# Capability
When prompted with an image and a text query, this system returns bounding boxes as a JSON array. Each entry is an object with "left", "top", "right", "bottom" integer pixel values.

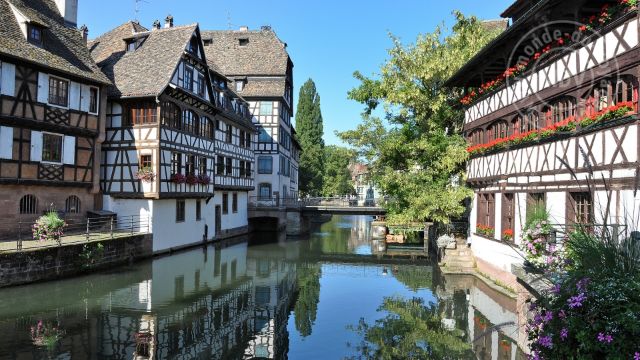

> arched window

[
  {"left": 161, "top": 101, "right": 181, "bottom": 128},
  {"left": 182, "top": 110, "right": 199, "bottom": 135},
  {"left": 488, "top": 120, "right": 508, "bottom": 140},
  {"left": 65, "top": 195, "right": 81, "bottom": 213},
  {"left": 19, "top": 194, "right": 38, "bottom": 214},
  {"left": 615, "top": 75, "right": 638, "bottom": 105},
  {"left": 544, "top": 97, "right": 576, "bottom": 126},
  {"left": 511, "top": 115, "right": 521, "bottom": 135},
  {"left": 467, "top": 129, "right": 484, "bottom": 146},
  {"left": 520, "top": 111, "right": 539, "bottom": 133},
  {"left": 200, "top": 116, "right": 214, "bottom": 139},
  {"left": 586, "top": 80, "right": 611, "bottom": 115}
]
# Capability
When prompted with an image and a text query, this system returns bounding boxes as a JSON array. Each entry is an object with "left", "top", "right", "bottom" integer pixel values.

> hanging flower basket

[
  {"left": 135, "top": 167, "right": 156, "bottom": 183},
  {"left": 32, "top": 211, "right": 66, "bottom": 244},
  {"left": 197, "top": 174, "right": 211, "bottom": 185},
  {"left": 171, "top": 173, "right": 186, "bottom": 184}
]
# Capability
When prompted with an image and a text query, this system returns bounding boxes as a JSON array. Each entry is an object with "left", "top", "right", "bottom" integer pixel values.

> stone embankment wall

[{"left": 0, "top": 234, "right": 152, "bottom": 288}]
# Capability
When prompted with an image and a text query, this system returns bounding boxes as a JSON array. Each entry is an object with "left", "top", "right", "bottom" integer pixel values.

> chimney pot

[
  {"left": 239, "top": 26, "right": 248, "bottom": 32},
  {"left": 164, "top": 15, "right": 173, "bottom": 28},
  {"left": 152, "top": 20, "right": 161, "bottom": 30}
]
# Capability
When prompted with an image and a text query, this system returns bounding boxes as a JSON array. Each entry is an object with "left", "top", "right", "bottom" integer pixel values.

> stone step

[
  {"left": 443, "top": 254, "right": 474, "bottom": 261},
  {"left": 442, "top": 260, "right": 475, "bottom": 268},
  {"left": 441, "top": 266, "right": 476, "bottom": 274},
  {"left": 446, "top": 249, "right": 473, "bottom": 257}
]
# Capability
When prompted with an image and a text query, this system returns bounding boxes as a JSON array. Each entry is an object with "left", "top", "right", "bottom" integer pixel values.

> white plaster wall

[
  {"left": 214, "top": 191, "right": 249, "bottom": 230},
  {"left": 152, "top": 199, "right": 215, "bottom": 252},
  {"left": 102, "top": 196, "right": 153, "bottom": 232},
  {"left": 468, "top": 193, "right": 478, "bottom": 241},
  {"left": 150, "top": 242, "right": 248, "bottom": 307},
  {"left": 470, "top": 287, "right": 518, "bottom": 340},
  {"left": 546, "top": 192, "right": 566, "bottom": 225},
  {"left": 471, "top": 235, "right": 524, "bottom": 273},
  {"left": 494, "top": 193, "right": 503, "bottom": 240},
  {"left": 513, "top": 193, "right": 527, "bottom": 246},
  {"left": 616, "top": 190, "right": 640, "bottom": 227}
]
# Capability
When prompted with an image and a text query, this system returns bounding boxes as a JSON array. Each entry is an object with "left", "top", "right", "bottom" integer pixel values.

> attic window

[
  {"left": 238, "top": 38, "right": 249, "bottom": 46},
  {"left": 27, "top": 24, "right": 43, "bottom": 46},
  {"left": 235, "top": 80, "right": 244, "bottom": 92},
  {"left": 203, "top": 39, "right": 213, "bottom": 46},
  {"left": 126, "top": 40, "right": 137, "bottom": 52}
]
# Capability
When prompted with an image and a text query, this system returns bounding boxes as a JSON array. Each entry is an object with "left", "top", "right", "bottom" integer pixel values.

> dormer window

[
  {"left": 126, "top": 40, "right": 136, "bottom": 52},
  {"left": 27, "top": 24, "right": 43, "bottom": 46},
  {"left": 238, "top": 38, "right": 249, "bottom": 46},
  {"left": 235, "top": 80, "right": 244, "bottom": 92}
]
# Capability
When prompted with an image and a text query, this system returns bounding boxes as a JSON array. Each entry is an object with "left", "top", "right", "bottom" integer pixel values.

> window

[
  {"left": 48, "top": 77, "right": 68, "bottom": 107},
  {"left": 65, "top": 195, "right": 81, "bottom": 214},
  {"left": 245, "top": 132, "right": 251, "bottom": 148},
  {"left": 279, "top": 126, "right": 291, "bottom": 150},
  {"left": 226, "top": 158, "right": 233, "bottom": 176},
  {"left": 186, "top": 155, "right": 196, "bottom": 175},
  {"left": 184, "top": 67, "right": 194, "bottom": 91},
  {"left": 520, "top": 111, "right": 539, "bottom": 133},
  {"left": 550, "top": 97, "right": 576, "bottom": 124},
  {"left": 199, "top": 157, "right": 207, "bottom": 175},
  {"left": 502, "top": 193, "right": 514, "bottom": 241},
  {"left": 240, "top": 130, "right": 246, "bottom": 147},
  {"left": 216, "top": 119, "right": 221, "bottom": 130},
  {"left": 19, "top": 194, "right": 38, "bottom": 214},
  {"left": 615, "top": 76, "right": 637, "bottom": 105},
  {"left": 226, "top": 125, "right": 233, "bottom": 143},
  {"left": 161, "top": 101, "right": 181, "bottom": 128},
  {"left": 258, "top": 127, "right": 271, "bottom": 142},
  {"left": 569, "top": 192, "right": 592, "bottom": 225},
  {"left": 89, "top": 87, "right": 98, "bottom": 113},
  {"left": 258, "top": 183, "right": 271, "bottom": 200},
  {"left": 200, "top": 117, "right": 213, "bottom": 139},
  {"left": 196, "top": 75, "right": 205, "bottom": 97},
  {"left": 42, "top": 133, "right": 63, "bottom": 163},
  {"left": 239, "top": 160, "right": 246, "bottom": 177},
  {"left": 176, "top": 200, "right": 185, "bottom": 222},
  {"left": 238, "top": 38, "right": 249, "bottom": 46},
  {"left": 245, "top": 162, "right": 251, "bottom": 178},
  {"left": 232, "top": 193, "right": 238, "bottom": 213},
  {"left": 477, "top": 193, "right": 495, "bottom": 230},
  {"left": 235, "top": 80, "right": 244, "bottom": 92},
  {"left": 222, "top": 193, "right": 229, "bottom": 214},
  {"left": 189, "top": 37, "right": 199, "bottom": 54},
  {"left": 182, "top": 110, "right": 198, "bottom": 135},
  {"left": 259, "top": 101, "right": 273, "bottom": 115},
  {"left": 126, "top": 40, "right": 137, "bottom": 52},
  {"left": 171, "top": 152, "right": 182, "bottom": 174},
  {"left": 28, "top": 24, "right": 43, "bottom": 46},
  {"left": 216, "top": 156, "right": 225, "bottom": 176},
  {"left": 258, "top": 156, "right": 272, "bottom": 174},
  {"left": 128, "top": 102, "right": 157, "bottom": 125},
  {"left": 196, "top": 200, "right": 201, "bottom": 221},
  {"left": 468, "top": 129, "right": 484, "bottom": 146},
  {"left": 489, "top": 120, "right": 508, "bottom": 140},
  {"left": 140, "top": 154, "right": 152, "bottom": 169}
]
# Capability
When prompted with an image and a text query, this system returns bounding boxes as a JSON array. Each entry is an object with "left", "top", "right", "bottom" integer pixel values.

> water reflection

[{"left": 0, "top": 216, "right": 525, "bottom": 359}]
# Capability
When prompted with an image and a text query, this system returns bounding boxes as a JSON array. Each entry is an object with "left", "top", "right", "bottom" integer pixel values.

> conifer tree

[{"left": 296, "top": 79, "right": 325, "bottom": 196}]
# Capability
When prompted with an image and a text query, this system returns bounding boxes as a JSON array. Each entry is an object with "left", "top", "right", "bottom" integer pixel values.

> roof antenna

[
  {"left": 226, "top": 10, "right": 233, "bottom": 30},
  {"left": 134, "top": 0, "right": 149, "bottom": 22}
]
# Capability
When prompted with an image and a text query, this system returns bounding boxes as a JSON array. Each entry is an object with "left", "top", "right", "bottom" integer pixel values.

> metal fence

[
  {"left": 0, "top": 215, "right": 151, "bottom": 253},
  {"left": 248, "top": 196, "right": 386, "bottom": 209}
]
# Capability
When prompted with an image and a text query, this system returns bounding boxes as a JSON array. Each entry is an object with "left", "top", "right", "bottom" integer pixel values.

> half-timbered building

[
  {"left": 90, "top": 18, "right": 255, "bottom": 252},
  {"left": 202, "top": 26, "right": 301, "bottom": 203},
  {"left": 0, "top": 0, "right": 110, "bottom": 231},
  {"left": 447, "top": 0, "right": 640, "bottom": 281}
]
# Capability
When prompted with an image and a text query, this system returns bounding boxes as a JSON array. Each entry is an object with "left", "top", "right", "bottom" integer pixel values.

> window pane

[
  {"left": 42, "top": 134, "right": 63, "bottom": 162},
  {"left": 259, "top": 102, "right": 273, "bottom": 115}
]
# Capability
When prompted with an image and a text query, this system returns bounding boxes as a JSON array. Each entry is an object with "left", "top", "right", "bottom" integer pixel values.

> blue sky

[{"left": 80, "top": 0, "right": 512, "bottom": 145}]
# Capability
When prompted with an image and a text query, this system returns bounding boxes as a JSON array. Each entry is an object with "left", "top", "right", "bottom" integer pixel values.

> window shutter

[
  {"left": 0, "top": 126, "right": 13, "bottom": 159},
  {"left": 566, "top": 193, "right": 576, "bottom": 226},
  {"left": 30, "top": 131, "right": 42, "bottom": 162},
  {"left": 37, "top": 72, "right": 49, "bottom": 103},
  {"left": 80, "top": 85, "right": 90, "bottom": 112},
  {"left": 0, "top": 62, "right": 15, "bottom": 97},
  {"left": 63, "top": 136, "right": 75, "bottom": 165},
  {"left": 69, "top": 82, "right": 80, "bottom": 110}
]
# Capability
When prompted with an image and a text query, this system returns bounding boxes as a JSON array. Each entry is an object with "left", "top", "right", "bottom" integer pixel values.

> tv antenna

[{"left": 134, "top": 0, "right": 149, "bottom": 21}]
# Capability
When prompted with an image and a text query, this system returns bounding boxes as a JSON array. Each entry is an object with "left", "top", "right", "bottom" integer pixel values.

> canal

[{"left": 0, "top": 215, "right": 525, "bottom": 359}]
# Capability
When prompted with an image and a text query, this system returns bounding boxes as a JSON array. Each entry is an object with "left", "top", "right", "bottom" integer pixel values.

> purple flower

[
  {"left": 568, "top": 292, "right": 586, "bottom": 308},
  {"left": 560, "top": 328, "right": 568, "bottom": 340},
  {"left": 558, "top": 310, "right": 566, "bottom": 319},
  {"left": 542, "top": 311, "right": 553, "bottom": 323},
  {"left": 538, "top": 335, "right": 553, "bottom": 349},
  {"left": 551, "top": 283, "right": 561, "bottom": 294},
  {"left": 576, "top": 277, "right": 590, "bottom": 291},
  {"left": 597, "top": 332, "right": 613, "bottom": 344},
  {"left": 634, "top": 352, "right": 640, "bottom": 360}
]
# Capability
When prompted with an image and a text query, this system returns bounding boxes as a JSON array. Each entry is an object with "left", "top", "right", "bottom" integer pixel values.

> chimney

[
  {"left": 164, "top": 15, "right": 173, "bottom": 28},
  {"left": 79, "top": 24, "right": 88, "bottom": 43},
  {"left": 54, "top": 0, "right": 78, "bottom": 27},
  {"left": 239, "top": 25, "right": 248, "bottom": 32},
  {"left": 152, "top": 20, "right": 161, "bottom": 30}
]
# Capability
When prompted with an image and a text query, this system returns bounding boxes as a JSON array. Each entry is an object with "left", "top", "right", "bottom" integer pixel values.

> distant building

[
  {"left": 202, "top": 27, "right": 300, "bottom": 202},
  {"left": 90, "top": 17, "right": 256, "bottom": 252},
  {"left": 349, "top": 163, "right": 380, "bottom": 206},
  {"left": 0, "top": 0, "right": 110, "bottom": 231}
]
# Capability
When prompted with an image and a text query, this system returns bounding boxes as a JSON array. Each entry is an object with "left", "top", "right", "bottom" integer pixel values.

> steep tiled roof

[
  {"left": 0, "top": 0, "right": 110, "bottom": 84},
  {"left": 201, "top": 28, "right": 290, "bottom": 76},
  {"left": 90, "top": 24, "right": 197, "bottom": 97},
  {"left": 482, "top": 19, "right": 509, "bottom": 33},
  {"left": 241, "top": 78, "right": 285, "bottom": 98}
]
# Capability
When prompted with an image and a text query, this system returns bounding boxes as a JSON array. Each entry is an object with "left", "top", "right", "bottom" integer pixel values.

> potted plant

[
  {"left": 186, "top": 174, "right": 198, "bottom": 185},
  {"left": 476, "top": 224, "right": 495, "bottom": 238},
  {"left": 197, "top": 174, "right": 211, "bottom": 185},
  {"left": 170, "top": 173, "right": 186, "bottom": 184},
  {"left": 135, "top": 167, "right": 156, "bottom": 183},
  {"left": 521, "top": 204, "right": 557, "bottom": 269},
  {"left": 502, "top": 229, "right": 514, "bottom": 241},
  {"left": 32, "top": 211, "right": 66, "bottom": 245}
]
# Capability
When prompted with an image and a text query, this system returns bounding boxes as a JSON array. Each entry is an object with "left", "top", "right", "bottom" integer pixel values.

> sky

[{"left": 79, "top": 0, "right": 513, "bottom": 145}]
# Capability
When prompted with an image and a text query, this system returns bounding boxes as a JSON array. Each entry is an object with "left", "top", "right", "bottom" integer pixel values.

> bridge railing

[{"left": 249, "top": 196, "right": 387, "bottom": 209}]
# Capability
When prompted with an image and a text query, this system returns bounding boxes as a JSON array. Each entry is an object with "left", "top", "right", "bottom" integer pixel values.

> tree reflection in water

[
  {"left": 347, "top": 296, "right": 474, "bottom": 360},
  {"left": 294, "top": 263, "right": 321, "bottom": 337}
]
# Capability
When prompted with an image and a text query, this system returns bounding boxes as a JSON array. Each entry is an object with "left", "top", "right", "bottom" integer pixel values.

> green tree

[
  {"left": 338, "top": 12, "right": 502, "bottom": 223},
  {"left": 296, "top": 79, "right": 325, "bottom": 196},
  {"left": 348, "top": 296, "right": 472, "bottom": 359},
  {"left": 322, "top": 145, "right": 356, "bottom": 197}
]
